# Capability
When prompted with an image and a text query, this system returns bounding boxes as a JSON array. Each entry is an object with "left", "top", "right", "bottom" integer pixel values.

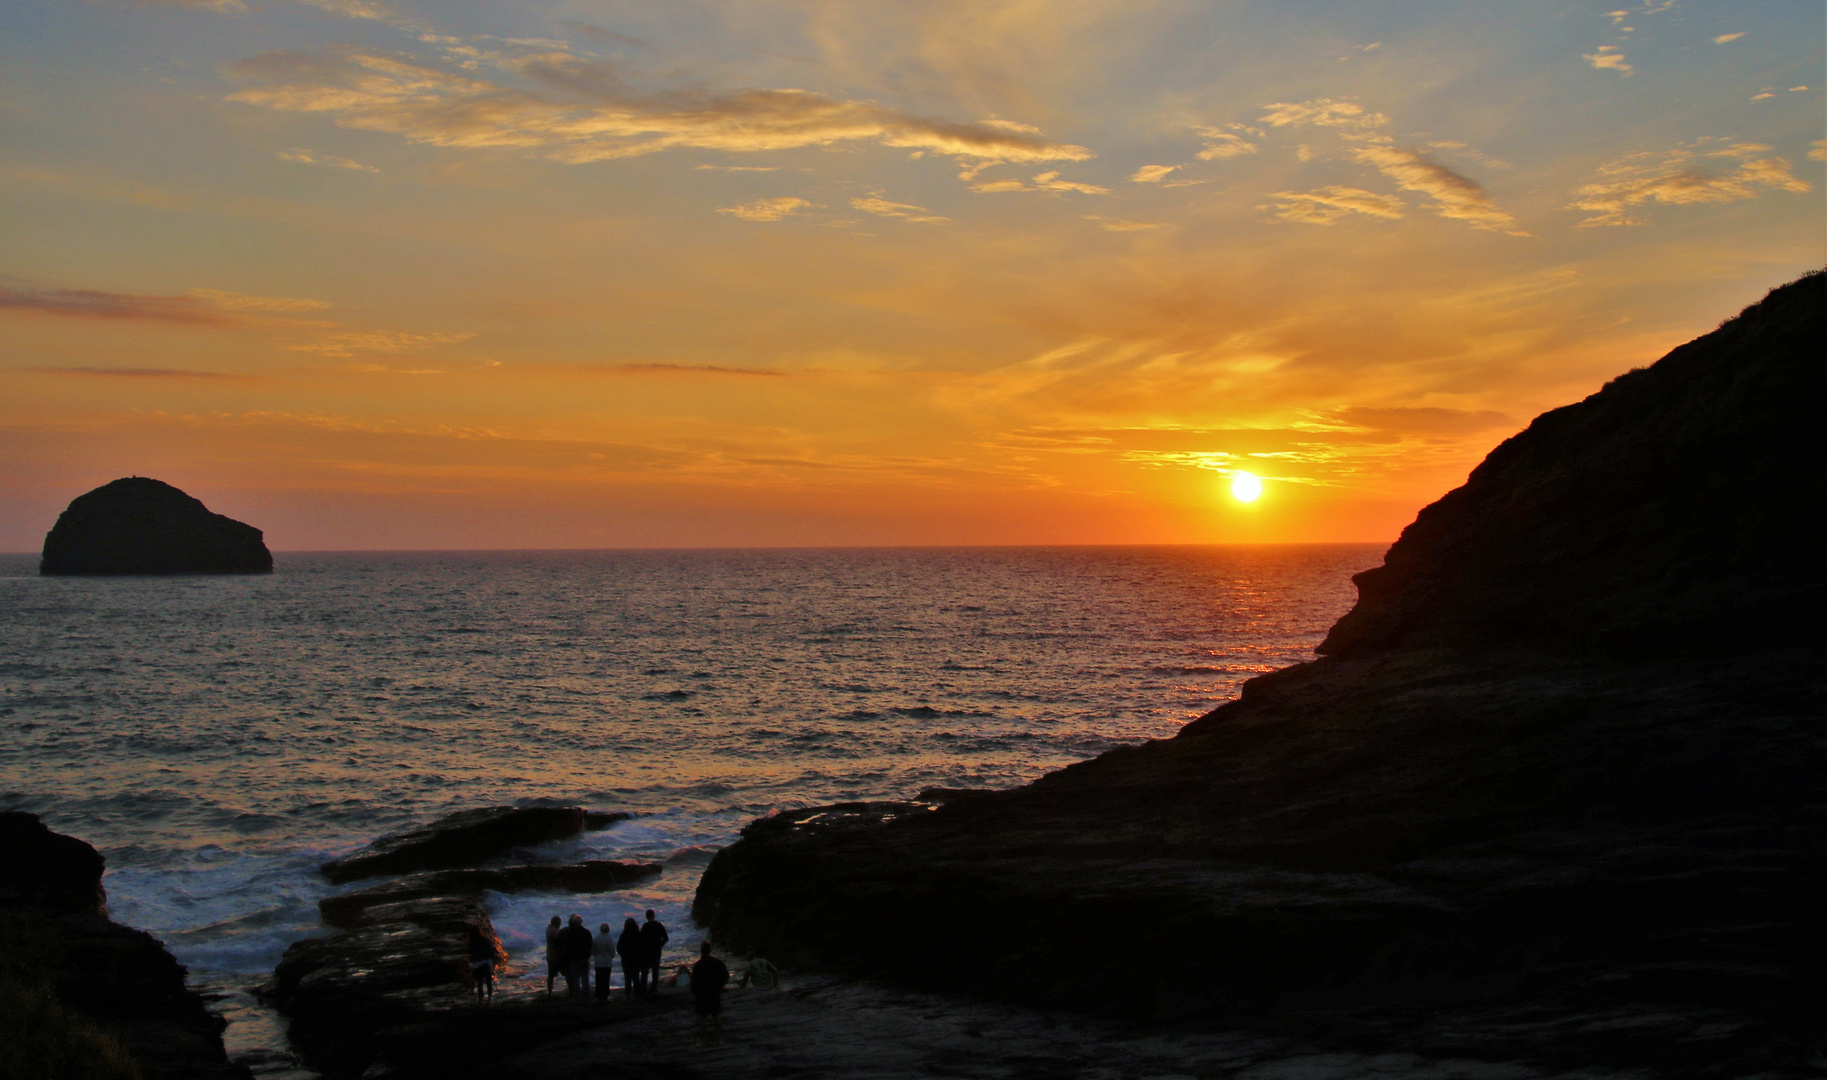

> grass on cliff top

[{"left": 0, "top": 913, "right": 141, "bottom": 1080}]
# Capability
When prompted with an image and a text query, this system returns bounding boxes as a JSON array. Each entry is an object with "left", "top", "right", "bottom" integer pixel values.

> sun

[{"left": 1229, "top": 472, "right": 1263, "bottom": 503}]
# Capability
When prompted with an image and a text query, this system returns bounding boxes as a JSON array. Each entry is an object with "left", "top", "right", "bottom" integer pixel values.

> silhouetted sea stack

[
  {"left": 39, "top": 477, "right": 272, "bottom": 575},
  {"left": 695, "top": 270, "right": 1826, "bottom": 1075}
]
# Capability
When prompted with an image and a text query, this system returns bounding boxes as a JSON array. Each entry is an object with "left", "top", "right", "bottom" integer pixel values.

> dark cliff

[
  {"left": 693, "top": 270, "right": 1827, "bottom": 1076},
  {"left": 0, "top": 812, "right": 249, "bottom": 1079},
  {"left": 40, "top": 477, "right": 273, "bottom": 576},
  {"left": 1320, "top": 270, "right": 1824, "bottom": 657}
]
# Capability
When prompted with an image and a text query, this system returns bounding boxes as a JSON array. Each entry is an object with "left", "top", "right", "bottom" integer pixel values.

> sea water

[{"left": 0, "top": 545, "right": 1374, "bottom": 1070}]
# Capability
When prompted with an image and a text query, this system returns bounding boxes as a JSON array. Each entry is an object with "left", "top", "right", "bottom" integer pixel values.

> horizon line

[{"left": 0, "top": 540, "right": 1391, "bottom": 557}]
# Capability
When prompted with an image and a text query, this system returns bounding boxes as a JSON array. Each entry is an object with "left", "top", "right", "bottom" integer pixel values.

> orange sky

[{"left": 2, "top": 0, "right": 1821, "bottom": 550}]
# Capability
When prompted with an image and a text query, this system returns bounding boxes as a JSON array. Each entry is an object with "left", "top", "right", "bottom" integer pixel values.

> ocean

[{"left": 0, "top": 545, "right": 1375, "bottom": 1072}]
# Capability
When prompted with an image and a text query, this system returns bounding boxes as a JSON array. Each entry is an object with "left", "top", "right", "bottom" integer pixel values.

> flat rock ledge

[
  {"left": 323, "top": 805, "right": 628, "bottom": 884},
  {"left": 272, "top": 806, "right": 657, "bottom": 1077}
]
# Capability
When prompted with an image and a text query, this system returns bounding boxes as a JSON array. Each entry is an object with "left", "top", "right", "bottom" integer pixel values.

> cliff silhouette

[
  {"left": 1323, "top": 269, "right": 1823, "bottom": 657},
  {"left": 694, "top": 270, "right": 1826, "bottom": 1075},
  {"left": 40, "top": 477, "right": 272, "bottom": 576}
]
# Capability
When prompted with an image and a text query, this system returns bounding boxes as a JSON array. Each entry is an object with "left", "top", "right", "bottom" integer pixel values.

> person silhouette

[
  {"left": 594, "top": 922, "right": 614, "bottom": 1003},
  {"left": 617, "top": 916, "right": 644, "bottom": 997},
  {"left": 691, "top": 941, "right": 730, "bottom": 1044},
  {"left": 466, "top": 926, "right": 496, "bottom": 1005},
  {"left": 639, "top": 909, "right": 669, "bottom": 996},
  {"left": 544, "top": 915, "right": 563, "bottom": 996},
  {"left": 560, "top": 914, "right": 593, "bottom": 998}
]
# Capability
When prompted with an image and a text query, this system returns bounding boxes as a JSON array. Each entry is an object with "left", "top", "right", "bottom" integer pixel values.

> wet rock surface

[
  {"left": 323, "top": 805, "right": 619, "bottom": 884},
  {"left": 319, "top": 861, "right": 662, "bottom": 927},
  {"left": 270, "top": 892, "right": 506, "bottom": 1077},
  {"left": 273, "top": 807, "right": 653, "bottom": 1077},
  {"left": 0, "top": 812, "right": 249, "bottom": 1079},
  {"left": 693, "top": 272, "right": 1827, "bottom": 1077},
  {"left": 39, "top": 476, "right": 272, "bottom": 576},
  {"left": 487, "top": 975, "right": 1669, "bottom": 1080}
]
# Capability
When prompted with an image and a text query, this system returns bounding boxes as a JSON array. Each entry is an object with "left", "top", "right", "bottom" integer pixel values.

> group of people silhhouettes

[
  {"left": 465, "top": 907, "right": 747, "bottom": 1042},
  {"left": 545, "top": 908, "right": 674, "bottom": 1001}
]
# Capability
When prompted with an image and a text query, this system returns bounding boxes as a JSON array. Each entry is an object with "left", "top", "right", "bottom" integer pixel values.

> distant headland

[{"left": 39, "top": 477, "right": 272, "bottom": 576}]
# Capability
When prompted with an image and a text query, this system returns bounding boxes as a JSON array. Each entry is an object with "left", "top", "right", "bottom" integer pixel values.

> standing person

[
  {"left": 466, "top": 927, "right": 496, "bottom": 1005},
  {"left": 690, "top": 941, "right": 730, "bottom": 1045},
  {"left": 639, "top": 909, "right": 669, "bottom": 996},
  {"left": 617, "top": 917, "right": 644, "bottom": 997},
  {"left": 594, "top": 922, "right": 614, "bottom": 1003},
  {"left": 561, "top": 914, "right": 593, "bottom": 999},
  {"left": 544, "top": 915, "right": 563, "bottom": 996}
]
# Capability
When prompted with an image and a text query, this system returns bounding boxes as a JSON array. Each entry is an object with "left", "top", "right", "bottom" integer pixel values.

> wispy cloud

[
  {"left": 1129, "top": 164, "right": 1177, "bottom": 183},
  {"left": 186, "top": 288, "right": 330, "bottom": 312},
  {"left": 2, "top": 280, "right": 480, "bottom": 362},
  {"left": 718, "top": 196, "right": 811, "bottom": 221},
  {"left": 850, "top": 195, "right": 948, "bottom": 223},
  {"left": 1811, "top": 140, "right": 1827, "bottom": 162},
  {"left": 1326, "top": 406, "right": 1512, "bottom": 436},
  {"left": 226, "top": 47, "right": 1094, "bottom": 171},
  {"left": 1193, "top": 124, "right": 1260, "bottom": 160},
  {"left": 1570, "top": 141, "right": 1811, "bottom": 226},
  {"left": 1713, "top": 32, "right": 1745, "bottom": 44},
  {"left": 1082, "top": 215, "right": 1167, "bottom": 232},
  {"left": 562, "top": 23, "right": 648, "bottom": 50},
  {"left": 276, "top": 147, "right": 380, "bottom": 172},
  {"left": 135, "top": 0, "right": 248, "bottom": 13},
  {"left": 1260, "top": 99, "right": 1525, "bottom": 234},
  {"left": 971, "top": 170, "right": 1108, "bottom": 195},
  {"left": 2, "top": 286, "right": 233, "bottom": 323},
  {"left": 1582, "top": 46, "right": 1633, "bottom": 76},
  {"left": 1265, "top": 186, "right": 1405, "bottom": 225},
  {"left": 296, "top": 0, "right": 393, "bottom": 21},
  {"left": 288, "top": 329, "right": 477, "bottom": 357},
  {"left": 607, "top": 363, "right": 784, "bottom": 377},
  {"left": 1, "top": 285, "right": 334, "bottom": 324},
  {"left": 24, "top": 366, "right": 255, "bottom": 380}
]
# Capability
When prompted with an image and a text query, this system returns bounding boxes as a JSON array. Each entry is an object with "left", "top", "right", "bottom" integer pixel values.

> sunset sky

[{"left": 3, "top": 0, "right": 1821, "bottom": 550}]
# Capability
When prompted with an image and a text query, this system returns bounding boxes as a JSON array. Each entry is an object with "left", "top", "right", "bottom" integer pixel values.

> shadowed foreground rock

[
  {"left": 323, "top": 805, "right": 625, "bottom": 884},
  {"left": 39, "top": 477, "right": 272, "bottom": 575},
  {"left": 0, "top": 812, "right": 249, "bottom": 1080},
  {"left": 695, "top": 271, "right": 1827, "bottom": 1076}
]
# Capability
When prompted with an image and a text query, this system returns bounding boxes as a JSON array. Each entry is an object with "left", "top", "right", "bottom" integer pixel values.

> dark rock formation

[
  {"left": 1320, "top": 271, "right": 1824, "bottom": 658},
  {"left": 0, "top": 812, "right": 250, "bottom": 1080},
  {"left": 0, "top": 808, "right": 106, "bottom": 914},
  {"left": 694, "top": 271, "right": 1827, "bottom": 1076},
  {"left": 319, "top": 861, "right": 662, "bottom": 928},
  {"left": 39, "top": 477, "right": 272, "bottom": 576},
  {"left": 270, "top": 892, "right": 505, "bottom": 1077},
  {"left": 276, "top": 808, "right": 652, "bottom": 1076},
  {"left": 323, "top": 805, "right": 620, "bottom": 884}
]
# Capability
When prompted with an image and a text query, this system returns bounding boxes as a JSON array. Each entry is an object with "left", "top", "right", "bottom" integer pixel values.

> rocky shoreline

[
  {"left": 267, "top": 805, "right": 661, "bottom": 1078},
  {"left": 10, "top": 273, "right": 1819, "bottom": 1076},
  {"left": 691, "top": 270, "right": 1826, "bottom": 1076},
  {"left": 0, "top": 811, "right": 250, "bottom": 1080}
]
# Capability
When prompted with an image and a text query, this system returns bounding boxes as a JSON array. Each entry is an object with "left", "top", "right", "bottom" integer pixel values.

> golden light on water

[{"left": 1230, "top": 473, "right": 1263, "bottom": 503}]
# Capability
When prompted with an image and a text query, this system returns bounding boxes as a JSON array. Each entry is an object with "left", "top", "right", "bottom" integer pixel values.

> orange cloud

[
  {"left": 1259, "top": 99, "right": 1526, "bottom": 234},
  {"left": 1570, "top": 141, "right": 1812, "bottom": 226},
  {"left": 226, "top": 47, "right": 1095, "bottom": 170},
  {"left": 1265, "top": 186, "right": 1405, "bottom": 225}
]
